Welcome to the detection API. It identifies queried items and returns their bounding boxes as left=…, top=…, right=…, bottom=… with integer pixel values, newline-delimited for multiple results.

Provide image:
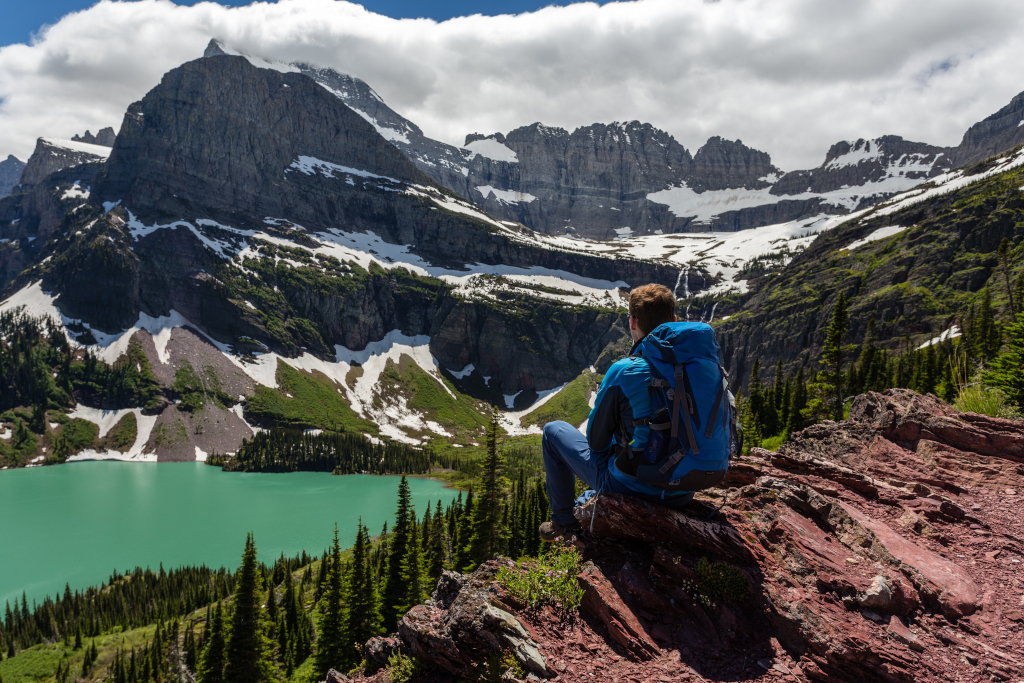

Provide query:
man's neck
left=628, top=336, right=644, bottom=356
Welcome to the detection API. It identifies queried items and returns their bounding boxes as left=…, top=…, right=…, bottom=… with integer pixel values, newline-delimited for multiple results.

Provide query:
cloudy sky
left=1, top=0, right=1023, bottom=169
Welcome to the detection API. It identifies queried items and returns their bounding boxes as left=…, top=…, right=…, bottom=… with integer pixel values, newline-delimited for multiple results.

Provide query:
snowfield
left=40, top=138, right=112, bottom=159
left=463, top=138, right=519, bottom=163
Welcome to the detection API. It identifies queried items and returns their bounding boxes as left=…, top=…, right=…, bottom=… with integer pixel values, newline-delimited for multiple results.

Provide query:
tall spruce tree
left=196, top=606, right=225, bottom=683
left=467, top=410, right=507, bottom=568
left=453, top=489, right=475, bottom=570
left=803, top=292, right=856, bottom=422
left=223, top=534, right=273, bottom=683
left=342, top=522, right=382, bottom=668
left=984, top=311, right=1024, bottom=408
left=399, top=520, right=427, bottom=616
left=315, top=526, right=345, bottom=675
left=428, top=500, right=445, bottom=580
left=998, top=238, right=1017, bottom=317
left=382, top=477, right=413, bottom=631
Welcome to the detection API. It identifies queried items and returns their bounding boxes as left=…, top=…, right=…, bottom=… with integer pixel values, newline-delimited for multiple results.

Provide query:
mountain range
left=1, top=40, right=1023, bottom=462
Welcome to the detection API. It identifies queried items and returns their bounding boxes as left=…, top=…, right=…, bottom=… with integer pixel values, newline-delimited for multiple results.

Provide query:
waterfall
left=673, top=264, right=690, bottom=299
left=707, top=302, right=719, bottom=323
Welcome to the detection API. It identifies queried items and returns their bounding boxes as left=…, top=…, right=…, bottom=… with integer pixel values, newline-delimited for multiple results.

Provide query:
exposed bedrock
left=350, top=389, right=1023, bottom=682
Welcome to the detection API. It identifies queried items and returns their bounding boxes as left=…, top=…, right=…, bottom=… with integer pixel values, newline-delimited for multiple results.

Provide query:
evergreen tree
left=736, top=391, right=760, bottom=455
left=196, top=606, right=225, bottom=683
left=381, top=477, right=413, bottom=631
left=998, top=237, right=1017, bottom=317
left=427, top=500, right=445, bottom=580
left=748, top=357, right=764, bottom=425
left=399, top=521, right=427, bottom=616
left=342, top=522, right=382, bottom=669
left=762, top=359, right=783, bottom=436
left=984, top=311, right=1024, bottom=408
left=29, top=404, right=46, bottom=435
left=975, top=289, right=1003, bottom=362
left=453, top=489, right=475, bottom=571
left=786, top=366, right=808, bottom=435
left=223, top=535, right=273, bottom=683
left=315, top=526, right=344, bottom=675
left=803, top=292, right=855, bottom=422
left=467, top=410, right=507, bottom=568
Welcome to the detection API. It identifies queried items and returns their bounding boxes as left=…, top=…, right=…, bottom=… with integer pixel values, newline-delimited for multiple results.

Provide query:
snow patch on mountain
left=917, top=325, right=962, bottom=350
left=287, top=156, right=403, bottom=184
left=126, top=210, right=248, bottom=260
left=464, top=138, right=519, bottom=163
left=474, top=185, right=537, bottom=204
left=40, top=138, right=112, bottom=158
left=61, top=181, right=89, bottom=200
left=872, top=147, right=1024, bottom=218
left=825, top=140, right=884, bottom=169
left=845, top=225, right=907, bottom=250
left=499, top=382, right=571, bottom=436
left=347, top=107, right=412, bottom=145
left=65, top=405, right=158, bottom=462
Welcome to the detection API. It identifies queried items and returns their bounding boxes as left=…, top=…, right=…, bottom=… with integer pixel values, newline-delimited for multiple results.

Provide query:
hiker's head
left=628, top=284, right=676, bottom=341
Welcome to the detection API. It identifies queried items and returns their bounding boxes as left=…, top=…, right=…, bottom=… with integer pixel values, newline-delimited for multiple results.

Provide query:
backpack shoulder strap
left=670, top=363, right=700, bottom=456
left=704, top=364, right=730, bottom=439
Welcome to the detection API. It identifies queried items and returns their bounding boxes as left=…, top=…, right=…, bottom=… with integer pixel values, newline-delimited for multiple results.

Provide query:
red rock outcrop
left=344, top=390, right=1024, bottom=682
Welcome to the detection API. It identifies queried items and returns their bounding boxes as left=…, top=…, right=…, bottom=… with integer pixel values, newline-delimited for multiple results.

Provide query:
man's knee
left=542, top=420, right=572, bottom=445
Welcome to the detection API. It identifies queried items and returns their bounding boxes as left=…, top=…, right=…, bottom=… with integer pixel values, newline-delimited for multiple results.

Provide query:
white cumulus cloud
left=1, top=0, right=1023, bottom=169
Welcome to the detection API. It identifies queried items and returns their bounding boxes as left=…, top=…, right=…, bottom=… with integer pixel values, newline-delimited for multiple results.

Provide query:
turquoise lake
left=0, top=462, right=455, bottom=609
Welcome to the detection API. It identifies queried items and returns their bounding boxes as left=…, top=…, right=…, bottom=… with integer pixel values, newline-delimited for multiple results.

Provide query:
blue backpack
left=614, top=322, right=740, bottom=491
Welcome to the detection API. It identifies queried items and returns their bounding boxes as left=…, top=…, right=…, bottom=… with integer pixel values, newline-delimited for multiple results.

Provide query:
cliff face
left=18, top=138, right=111, bottom=189
left=198, top=42, right=1024, bottom=241
left=950, top=90, right=1024, bottom=168
left=0, top=155, right=26, bottom=198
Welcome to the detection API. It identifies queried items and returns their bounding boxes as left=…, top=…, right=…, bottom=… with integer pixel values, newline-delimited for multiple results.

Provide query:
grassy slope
left=245, top=361, right=378, bottom=434
left=0, top=625, right=157, bottom=683
left=520, top=369, right=602, bottom=429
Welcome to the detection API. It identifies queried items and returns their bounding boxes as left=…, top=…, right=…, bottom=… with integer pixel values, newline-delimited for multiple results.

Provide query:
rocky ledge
left=340, top=389, right=1023, bottom=682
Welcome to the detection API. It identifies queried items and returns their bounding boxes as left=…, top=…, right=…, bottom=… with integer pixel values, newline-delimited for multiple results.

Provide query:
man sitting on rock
left=539, top=283, right=699, bottom=541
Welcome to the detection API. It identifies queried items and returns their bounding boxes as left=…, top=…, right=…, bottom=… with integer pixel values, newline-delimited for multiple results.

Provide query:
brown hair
left=628, top=284, right=676, bottom=336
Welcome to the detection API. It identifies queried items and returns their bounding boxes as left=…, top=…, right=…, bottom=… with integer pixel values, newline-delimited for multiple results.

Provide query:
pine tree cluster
left=221, top=429, right=445, bottom=475
left=1, top=564, right=239, bottom=658
left=740, top=293, right=967, bottom=449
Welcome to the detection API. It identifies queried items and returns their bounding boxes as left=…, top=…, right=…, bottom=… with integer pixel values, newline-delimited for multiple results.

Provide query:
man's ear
left=629, top=316, right=637, bottom=331
left=674, top=315, right=678, bottom=322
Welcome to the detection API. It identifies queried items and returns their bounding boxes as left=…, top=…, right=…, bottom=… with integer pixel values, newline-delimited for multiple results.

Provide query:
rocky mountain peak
left=96, top=53, right=427, bottom=223
left=951, top=88, right=1024, bottom=168
left=203, top=38, right=228, bottom=58
left=72, top=127, right=116, bottom=147
left=465, top=132, right=506, bottom=145
left=689, top=135, right=780, bottom=192
left=18, top=137, right=110, bottom=190
left=0, top=154, right=26, bottom=198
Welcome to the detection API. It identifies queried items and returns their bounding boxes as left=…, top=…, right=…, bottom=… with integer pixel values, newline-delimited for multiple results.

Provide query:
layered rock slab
left=347, top=389, right=1022, bottom=683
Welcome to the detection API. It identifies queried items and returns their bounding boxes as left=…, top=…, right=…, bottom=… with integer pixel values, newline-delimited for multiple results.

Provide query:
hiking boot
left=539, top=520, right=582, bottom=542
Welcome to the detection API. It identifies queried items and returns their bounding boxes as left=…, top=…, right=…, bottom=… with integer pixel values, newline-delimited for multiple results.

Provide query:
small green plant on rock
left=496, top=545, right=585, bottom=611
left=386, top=652, right=417, bottom=683
left=465, top=649, right=524, bottom=683
left=695, top=557, right=749, bottom=606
